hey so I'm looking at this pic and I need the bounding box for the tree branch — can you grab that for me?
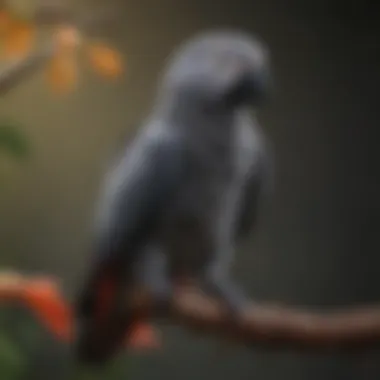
[130,285,380,352]
[2,271,380,352]
[0,45,53,96]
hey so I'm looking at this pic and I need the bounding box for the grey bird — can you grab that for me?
[74,29,274,365]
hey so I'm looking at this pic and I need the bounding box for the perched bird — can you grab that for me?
[74,29,274,365]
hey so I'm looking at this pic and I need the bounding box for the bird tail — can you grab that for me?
[74,259,149,365]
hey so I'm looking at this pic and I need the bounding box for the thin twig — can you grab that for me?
[0,45,54,96]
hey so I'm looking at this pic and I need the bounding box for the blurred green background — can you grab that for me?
[1,0,380,379]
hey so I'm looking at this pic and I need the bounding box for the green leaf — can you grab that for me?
[0,332,26,374]
[0,123,30,160]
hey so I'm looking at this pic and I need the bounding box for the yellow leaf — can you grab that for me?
[86,42,123,79]
[2,20,35,59]
[46,52,78,94]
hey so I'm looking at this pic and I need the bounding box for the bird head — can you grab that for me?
[161,30,272,110]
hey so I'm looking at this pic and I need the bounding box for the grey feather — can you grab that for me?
[235,123,275,242]
[93,123,185,263]
[76,28,275,364]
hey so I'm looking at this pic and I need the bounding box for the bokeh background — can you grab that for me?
[1,0,380,379]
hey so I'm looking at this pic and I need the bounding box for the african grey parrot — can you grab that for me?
[74,29,274,365]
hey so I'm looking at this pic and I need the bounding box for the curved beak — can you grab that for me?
[224,66,272,107]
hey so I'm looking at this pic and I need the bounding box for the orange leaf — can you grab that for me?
[0,272,72,342]
[0,10,12,35]
[22,278,73,342]
[2,20,36,59]
[86,43,123,79]
[0,270,161,349]
[46,51,78,93]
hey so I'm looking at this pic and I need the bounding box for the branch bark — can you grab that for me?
[0,45,53,96]
[130,285,380,352]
